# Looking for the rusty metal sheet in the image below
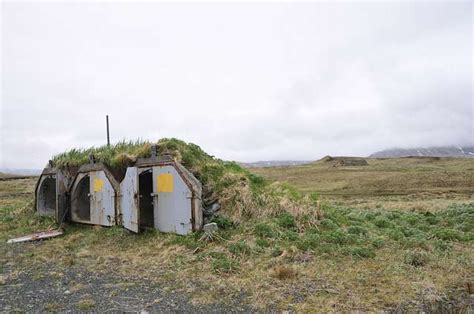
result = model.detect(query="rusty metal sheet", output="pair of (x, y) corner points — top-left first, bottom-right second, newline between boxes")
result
(120, 167), (139, 233)
(7, 229), (63, 244)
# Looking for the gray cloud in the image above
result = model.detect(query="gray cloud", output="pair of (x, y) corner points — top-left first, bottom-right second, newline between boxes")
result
(1, 2), (472, 168)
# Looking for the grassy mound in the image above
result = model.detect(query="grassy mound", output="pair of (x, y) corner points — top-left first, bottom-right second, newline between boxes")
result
(52, 138), (319, 222)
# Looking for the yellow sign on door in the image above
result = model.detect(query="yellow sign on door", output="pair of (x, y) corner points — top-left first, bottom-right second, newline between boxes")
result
(157, 173), (173, 193)
(93, 178), (104, 192)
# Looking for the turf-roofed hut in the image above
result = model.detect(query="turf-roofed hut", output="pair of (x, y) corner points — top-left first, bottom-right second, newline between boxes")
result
(37, 140), (204, 235)
(38, 138), (320, 236)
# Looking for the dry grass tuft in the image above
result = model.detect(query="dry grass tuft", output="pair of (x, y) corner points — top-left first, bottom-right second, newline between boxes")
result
(273, 265), (297, 280)
(75, 298), (95, 310)
(44, 303), (60, 311)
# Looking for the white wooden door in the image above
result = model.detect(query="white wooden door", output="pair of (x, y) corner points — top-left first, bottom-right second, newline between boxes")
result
(120, 167), (139, 233)
(89, 170), (115, 226)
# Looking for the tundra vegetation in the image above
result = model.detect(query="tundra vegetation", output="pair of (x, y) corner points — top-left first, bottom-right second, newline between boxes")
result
(0, 139), (473, 312)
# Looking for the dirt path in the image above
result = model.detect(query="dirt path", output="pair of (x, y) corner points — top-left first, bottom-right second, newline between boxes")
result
(1, 244), (251, 313)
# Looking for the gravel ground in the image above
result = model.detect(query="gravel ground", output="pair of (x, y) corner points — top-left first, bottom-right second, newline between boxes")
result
(1, 244), (252, 313)
(1, 242), (472, 313)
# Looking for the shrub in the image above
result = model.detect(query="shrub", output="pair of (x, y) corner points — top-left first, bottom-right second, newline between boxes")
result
(305, 226), (320, 235)
(442, 203), (474, 228)
(364, 212), (377, 221)
(211, 254), (239, 273)
(386, 212), (401, 220)
(425, 215), (440, 225)
(255, 238), (270, 248)
(297, 234), (320, 251)
(320, 218), (339, 230)
(254, 223), (275, 238)
(166, 234), (200, 250)
(284, 184), (303, 201)
(374, 217), (393, 228)
(348, 247), (376, 258)
(401, 235), (428, 249)
(387, 228), (405, 241)
(432, 228), (463, 241)
(405, 214), (422, 226)
(404, 250), (429, 267)
(309, 192), (319, 203)
(271, 246), (283, 257)
(282, 230), (299, 241)
(228, 241), (251, 256)
(316, 243), (338, 255)
(346, 211), (365, 222)
(434, 240), (452, 252)
(347, 225), (368, 236)
(211, 216), (234, 230)
(372, 237), (385, 248)
(323, 230), (351, 245)
(463, 232), (474, 242)
(324, 208), (349, 226)
(458, 221), (474, 232)
(276, 212), (296, 230)
(399, 226), (416, 237)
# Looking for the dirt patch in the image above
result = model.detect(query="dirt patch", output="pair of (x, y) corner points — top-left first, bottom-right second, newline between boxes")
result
(389, 285), (473, 313)
(0, 244), (252, 312)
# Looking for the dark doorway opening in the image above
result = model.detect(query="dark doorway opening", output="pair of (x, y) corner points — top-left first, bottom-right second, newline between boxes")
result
(72, 175), (91, 221)
(139, 170), (154, 228)
(38, 177), (56, 215)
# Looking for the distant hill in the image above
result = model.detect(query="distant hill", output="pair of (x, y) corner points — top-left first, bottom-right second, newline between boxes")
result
(239, 160), (311, 168)
(0, 168), (42, 176)
(369, 146), (474, 158)
(318, 156), (369, 167)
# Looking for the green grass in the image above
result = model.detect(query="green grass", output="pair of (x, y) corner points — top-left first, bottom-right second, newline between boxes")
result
(52, 139), (152, 169)
(251, 157), (474, 213)
(1, 177), (473, 311)
(228, 241), (252, 256)
(165, 201), (473, 262)
(2, 152), (474, 311)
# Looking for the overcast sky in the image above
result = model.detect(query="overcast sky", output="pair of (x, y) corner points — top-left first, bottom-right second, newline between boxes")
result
(1, 1), (472, 169)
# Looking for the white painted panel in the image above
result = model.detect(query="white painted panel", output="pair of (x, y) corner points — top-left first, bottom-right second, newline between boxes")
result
(152, 165), (193, 235)
(120, 167), (139, 233)
(90, 170), (115, 226)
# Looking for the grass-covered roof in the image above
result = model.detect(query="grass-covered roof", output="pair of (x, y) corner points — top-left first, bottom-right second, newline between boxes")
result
(52, 138), (318, 222)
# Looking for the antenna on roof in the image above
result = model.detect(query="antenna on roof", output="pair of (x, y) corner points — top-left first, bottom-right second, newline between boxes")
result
(106, 115), (110, 147)
(151, 144), (158, 159)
